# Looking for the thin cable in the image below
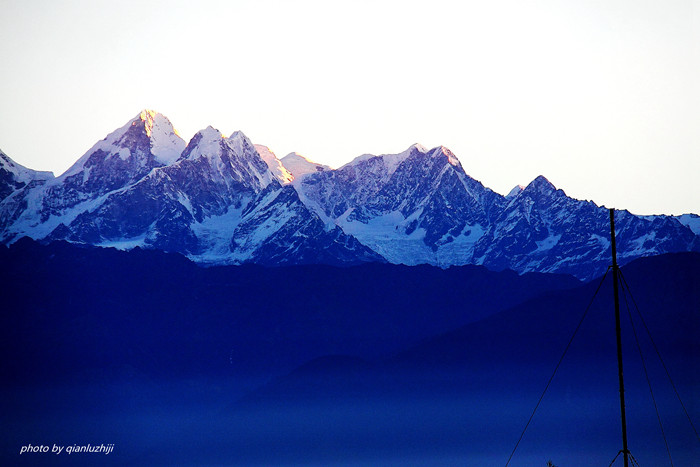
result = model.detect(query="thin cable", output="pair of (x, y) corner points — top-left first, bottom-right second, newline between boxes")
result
(504, 267), (611, 467)
(608, 449), (623, 467)
(618, 270), (700, 444)
(619, 276), (674, 466)
(629, 452), (642, 467)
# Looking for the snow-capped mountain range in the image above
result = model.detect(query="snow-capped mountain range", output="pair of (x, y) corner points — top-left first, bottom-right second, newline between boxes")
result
(1, 110), (698, 279)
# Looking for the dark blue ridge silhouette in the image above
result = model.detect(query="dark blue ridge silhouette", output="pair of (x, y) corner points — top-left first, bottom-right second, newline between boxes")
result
(244, 252), (699, 400)
(236, 252), (698, 467)
(0, 238), (579, 384)
(1, 239), (697, 467)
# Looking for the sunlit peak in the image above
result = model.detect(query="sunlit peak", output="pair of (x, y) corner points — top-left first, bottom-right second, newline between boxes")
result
(139, 109), (158, 137)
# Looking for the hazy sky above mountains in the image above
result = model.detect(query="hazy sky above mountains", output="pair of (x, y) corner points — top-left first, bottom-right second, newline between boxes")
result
(0, 0), (697, 215)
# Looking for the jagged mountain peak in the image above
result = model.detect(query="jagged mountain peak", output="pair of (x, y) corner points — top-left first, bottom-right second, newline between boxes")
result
(184, 127), (257, 152)
(255, 145), (293, 185)
(188, 126), (223, 146)
(1, 149), (18, 169)
(506, 184), (526, 198)
(282, 152), (325, 165)
(135, 110), (186, 165)
(135, 109), (174, 128)
(229, 130), (249, 141)
(60, 110), (185, 179)
(0, 149), (54, 205)
(203, 125), (223, 136)
(523, 175), (557, 195)
(337, 143), (456, 177)
(437, 146), (460, 167)
(0, 112), (188, 243)
(2, 112), (697, 280)
(137, 109), (160, 136)
(181, 126), (229, 162)
(179, 126), (274, 191)
(392, 144), (447, 172)
(402, 145), (463, 170)
(226, 130), (258, 156)
(675, 213), (700, 235)
(0, 149), (54, 182)
(341, 144), (419, 167)
(282, 152), (330, 179)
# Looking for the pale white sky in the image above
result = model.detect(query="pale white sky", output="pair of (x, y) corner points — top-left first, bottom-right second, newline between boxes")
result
(0, 0), (698, 215)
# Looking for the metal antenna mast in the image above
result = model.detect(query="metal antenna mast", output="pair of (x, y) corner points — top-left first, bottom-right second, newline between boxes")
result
(610, 208), (630, 467)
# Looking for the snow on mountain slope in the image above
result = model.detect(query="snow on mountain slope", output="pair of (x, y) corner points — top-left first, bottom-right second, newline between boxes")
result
(179, 127), (275, 193)
(44, 125), (284, 255)
(224, 183), (382, 266)
(338, 143), (427, 174)
(0, 112), (380, 266)
(0, 149), (53, 201)
(281, 152), (330, 179)
(0, 150), (54, 185)
(293, 146), (699, 279)
(1, 111), (697, 278)
(255, 144), (293, 184)
(60, 109), (185, 181)
(0, 150), (55, 231)
(447, 173), (697, 279)
(293, 144), (503, 266)
(474, 175), (611, 276)
(506, 184), (525, 199)
(676, 213), (700, 235)
(143, 110), (187, 165)
(0, 110), (187, 244)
